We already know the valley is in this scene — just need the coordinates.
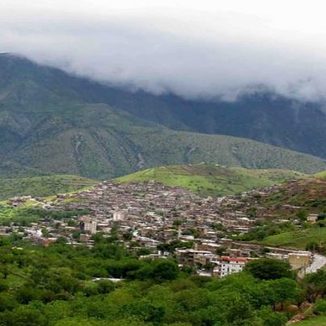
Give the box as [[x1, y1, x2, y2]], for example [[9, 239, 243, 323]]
[[0, 54, 326, 326], [0, 168, 325, 324], [3, 1, 326, 324]]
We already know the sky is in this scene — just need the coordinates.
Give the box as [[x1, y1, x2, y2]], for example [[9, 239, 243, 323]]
[[2, 0, 326, 101]]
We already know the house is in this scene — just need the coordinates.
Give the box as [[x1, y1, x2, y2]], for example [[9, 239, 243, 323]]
[[212, 256, 249, 278], [288, 252, 312, 270], [176, 249, 214, 267], [79, 216, 97, 235], [113, 211, 126, 221], [307, 214, 318, 224]]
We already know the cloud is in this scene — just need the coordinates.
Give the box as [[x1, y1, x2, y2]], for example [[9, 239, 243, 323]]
[[2, 0, 326, 102]]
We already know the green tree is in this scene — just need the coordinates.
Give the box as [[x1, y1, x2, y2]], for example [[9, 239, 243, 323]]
[[304, 270, 326, 301], [151, 260, 179, 281], [245, 259, 293, 280]]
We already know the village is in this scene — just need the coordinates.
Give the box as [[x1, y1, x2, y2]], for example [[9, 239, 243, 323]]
[[0, 180, 321, 278]]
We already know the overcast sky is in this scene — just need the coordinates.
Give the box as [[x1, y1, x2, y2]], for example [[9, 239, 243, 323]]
[[2, 0, 326, 101]]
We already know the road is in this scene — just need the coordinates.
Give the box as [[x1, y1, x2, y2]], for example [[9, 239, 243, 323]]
[[305, 253, 326, 274]]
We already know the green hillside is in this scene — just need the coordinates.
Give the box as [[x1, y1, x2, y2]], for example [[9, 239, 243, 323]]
[[116, 164, 306, 196], [1, 54, 326, 179], [1, 98, 325, 180], [316, 170, 326, 179], [262, 228, 326, 250], [0, 175, 97, 200], [238, 177, 326, 250]]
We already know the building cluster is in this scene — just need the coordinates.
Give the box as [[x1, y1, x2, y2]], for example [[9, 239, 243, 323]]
[[0, 181, 317, 277]]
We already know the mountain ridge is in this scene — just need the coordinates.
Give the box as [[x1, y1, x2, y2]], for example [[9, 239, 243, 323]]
[[0, 53, 326, 179], [2, 53, 326, 159]]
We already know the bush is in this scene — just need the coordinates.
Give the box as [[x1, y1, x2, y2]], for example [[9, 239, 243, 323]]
[[314, 299, 326, 315]]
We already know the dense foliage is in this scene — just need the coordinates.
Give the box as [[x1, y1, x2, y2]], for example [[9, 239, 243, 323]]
[[0, 235, 324, 326]]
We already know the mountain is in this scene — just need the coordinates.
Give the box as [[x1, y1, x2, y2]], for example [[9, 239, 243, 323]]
[[116, 164, 306, 196], [2, 53, 326, 159], [111, 92, 326, 160], [0, 53, 326, 179]]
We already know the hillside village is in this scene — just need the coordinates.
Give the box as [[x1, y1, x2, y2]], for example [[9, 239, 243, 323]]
[[1, 179, 323, 278]]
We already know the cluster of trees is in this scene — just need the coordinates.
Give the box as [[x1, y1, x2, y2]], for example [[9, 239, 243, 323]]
[[0, 206, 90, 226], [239, 221, 295, 242], [0, 235, 324, 325]]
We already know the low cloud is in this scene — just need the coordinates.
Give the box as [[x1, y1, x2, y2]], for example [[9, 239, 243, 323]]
[[2, 1, 326, 102]]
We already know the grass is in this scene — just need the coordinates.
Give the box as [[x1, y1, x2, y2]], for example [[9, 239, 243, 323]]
[[316, 170, 326, 179], [262, 227, 326, 249], [0, 175, 97, 200], [116, 164, 305, 196], [296, 316, 326, 325]]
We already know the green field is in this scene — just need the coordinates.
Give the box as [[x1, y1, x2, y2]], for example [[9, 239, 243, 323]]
[[116, 164, 305, 196], [296, 316, 326, 325], [262, 227, 326, 249], [0, 175, 97, 200]]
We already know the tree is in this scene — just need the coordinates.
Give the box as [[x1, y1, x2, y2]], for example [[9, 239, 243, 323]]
[[257, 307, 287, 326], [297, 210, 308, 222], [151, 260, 179, 281], [245, 259, 293, 280], [1, 305, 48, 326], [97, 280, 115, 294], [0, 293, 18, 312], [304, 270, 326, 301], [41, 228, 49, 237], [268, 278, 299, 310], [135, 260, 179, 281], [314, 298, 326, 315]]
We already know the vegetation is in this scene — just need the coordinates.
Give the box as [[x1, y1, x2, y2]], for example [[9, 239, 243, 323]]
[[233, 177, 326, 251], [117, 164, 305, 196], [240, 221, 296, 242], [296, 316, 326, 325], [0, 175, 97, 200], [262, 227, 326, 251], [0, 235, 321, 326], [0, 205, 90, 225], [316, 170, 326, 179], [1, 54, 326, 180], [244, 259, 293, 280], [2, 53, 326, 163]]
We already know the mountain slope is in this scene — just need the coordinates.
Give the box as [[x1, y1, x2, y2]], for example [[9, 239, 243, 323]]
[[116, 164, 306, 196], [253, 177, 326, 250], [1, 100, 326, 179], [0, 53, 326, 179], [0, 175, 97, 200], [315, 170, 326, 179], [2, 53, 326, 159]]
